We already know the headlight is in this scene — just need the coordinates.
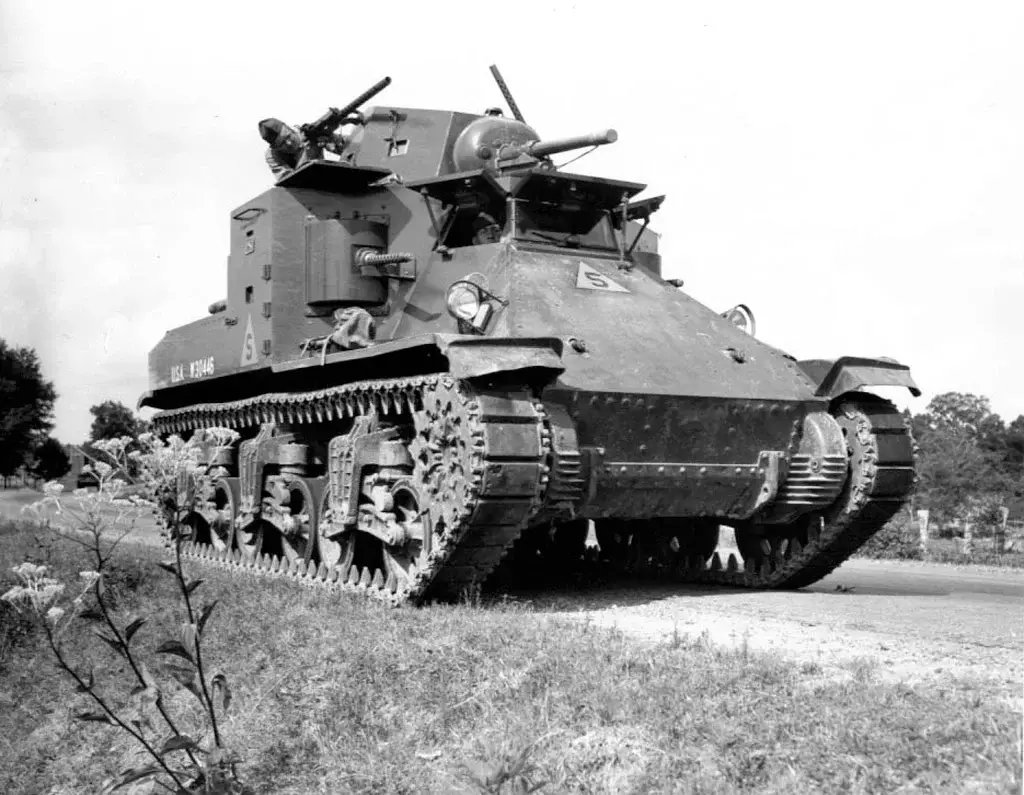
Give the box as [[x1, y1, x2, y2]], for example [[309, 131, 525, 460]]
[[445, 278, 499, 333], [446, 283, 481, 321], [721, 304, 756, 336]]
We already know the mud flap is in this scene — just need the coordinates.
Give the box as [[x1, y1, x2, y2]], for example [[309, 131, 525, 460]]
[[798, 356, 921, 399]]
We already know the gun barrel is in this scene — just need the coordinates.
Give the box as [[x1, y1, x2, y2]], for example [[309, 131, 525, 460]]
[[305, 76, 393, 137], [498, 129, 618, 161], [336, 75, 393, 120]]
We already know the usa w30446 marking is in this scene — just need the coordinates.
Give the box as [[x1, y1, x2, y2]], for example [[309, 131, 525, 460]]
[[171, 357, 216, 384]]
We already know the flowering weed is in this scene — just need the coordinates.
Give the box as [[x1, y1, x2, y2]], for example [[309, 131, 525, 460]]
[[2, 430, 250, 794]]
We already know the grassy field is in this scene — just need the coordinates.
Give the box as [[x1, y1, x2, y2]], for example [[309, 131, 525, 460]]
[[1, 517, 1021, 794]]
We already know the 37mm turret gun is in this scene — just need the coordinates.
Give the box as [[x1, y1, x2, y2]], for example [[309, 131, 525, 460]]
[[482, 67, 617, 167], [492, 129, 618, 162], [300, 76, 393, 141]]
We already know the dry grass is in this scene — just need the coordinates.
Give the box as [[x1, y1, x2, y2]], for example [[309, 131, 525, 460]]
[[1, 518, 1021, 794]]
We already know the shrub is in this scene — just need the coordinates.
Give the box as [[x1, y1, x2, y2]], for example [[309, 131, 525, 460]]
[[857, 516, 922, 560]]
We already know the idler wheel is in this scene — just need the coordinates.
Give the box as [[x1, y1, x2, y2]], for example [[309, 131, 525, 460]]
[[317, 486, 352, 571], [204, 477, 239, 552], [184, 478, 238, 551], [381, 479, 429, 590], [235, 519, 274, 563], [184, 511, 213, 549], [318, 482, 386, 580], [278, 477, 319, 566]]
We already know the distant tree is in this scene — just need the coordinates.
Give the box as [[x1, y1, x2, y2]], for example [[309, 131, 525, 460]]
[[922, 392, 995, 434], [0, 340, 57, 487], [915, 425, 1002, 523], [29, 437, 71, 484], [1004, 415, 1024, 480], [86, 400, 149, 479], [88, 400, 142, 442], [0, 447, 23, 488], [912, 392, 1009, 527]]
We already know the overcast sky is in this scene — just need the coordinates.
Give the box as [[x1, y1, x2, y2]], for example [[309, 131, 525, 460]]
[[1, 1, 1021, 443]]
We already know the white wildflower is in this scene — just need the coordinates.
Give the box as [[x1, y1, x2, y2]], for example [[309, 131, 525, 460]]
[[38, 583, 65, 606], [13, 562, 46, 579], [46, 606, 66, 624], [2, 585, 30, 607]]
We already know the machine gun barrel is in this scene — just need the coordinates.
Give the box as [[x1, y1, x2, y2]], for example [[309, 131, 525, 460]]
[[496, 129, 618, 161], [302, 76, 392, 139]]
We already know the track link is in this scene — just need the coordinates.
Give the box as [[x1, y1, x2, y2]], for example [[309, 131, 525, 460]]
[[155, 375, 548, 605]]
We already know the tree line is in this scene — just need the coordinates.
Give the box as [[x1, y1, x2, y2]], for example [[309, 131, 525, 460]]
[[0, 339, 146, 487]]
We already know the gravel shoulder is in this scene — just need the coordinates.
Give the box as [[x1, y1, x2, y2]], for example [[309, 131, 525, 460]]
[[520, 569, 1023, 702]]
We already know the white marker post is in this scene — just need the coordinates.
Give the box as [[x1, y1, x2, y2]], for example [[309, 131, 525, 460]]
[[916, 509, 929, 556], [996, 506, 1009, 554]]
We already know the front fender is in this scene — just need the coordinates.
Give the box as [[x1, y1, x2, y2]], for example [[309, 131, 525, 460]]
[[798, 356, 921, 399], [436, 335, 565, 381]]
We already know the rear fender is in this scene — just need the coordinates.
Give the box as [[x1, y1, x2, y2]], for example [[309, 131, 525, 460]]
[[798, 356, 921, 399]]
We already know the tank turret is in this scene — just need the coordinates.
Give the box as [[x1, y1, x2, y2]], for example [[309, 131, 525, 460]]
[[451, 114, 541, 171]]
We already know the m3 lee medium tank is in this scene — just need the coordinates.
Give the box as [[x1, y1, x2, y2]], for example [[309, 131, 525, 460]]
[[141, 69, 919, 603]]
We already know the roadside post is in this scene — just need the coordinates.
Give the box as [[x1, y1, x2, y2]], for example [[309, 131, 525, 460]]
[[917, 509, 929, 556]]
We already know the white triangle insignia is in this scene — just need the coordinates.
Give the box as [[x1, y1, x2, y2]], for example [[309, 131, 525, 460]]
[[240, 315, 258, 366], [575, 261, 629, 292]]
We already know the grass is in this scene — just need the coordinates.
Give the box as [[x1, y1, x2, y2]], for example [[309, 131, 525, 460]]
[[1, 517, 1021, 794], [0, 486, 49, 514]]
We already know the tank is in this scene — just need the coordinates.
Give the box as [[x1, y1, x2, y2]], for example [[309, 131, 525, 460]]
[[140, 68, 919, 603]]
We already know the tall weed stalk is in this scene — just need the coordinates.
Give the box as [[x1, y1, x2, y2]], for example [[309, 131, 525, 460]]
[[2, 431, 250, 794]]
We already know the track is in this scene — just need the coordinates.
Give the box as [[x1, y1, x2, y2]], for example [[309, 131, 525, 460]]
[[500, 395, 916, 591], [154, 375, 549, 604], [686, 395, 916, 589], [157, 388, 914, 603]]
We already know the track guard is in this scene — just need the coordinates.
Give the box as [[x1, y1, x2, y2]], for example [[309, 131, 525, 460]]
[[798, 356, 920, 399], [438, 335, 564, 381]]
